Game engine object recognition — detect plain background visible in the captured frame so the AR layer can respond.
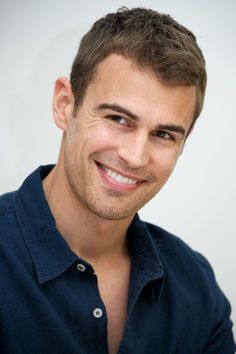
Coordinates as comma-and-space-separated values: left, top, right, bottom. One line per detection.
1, 0, 235, 339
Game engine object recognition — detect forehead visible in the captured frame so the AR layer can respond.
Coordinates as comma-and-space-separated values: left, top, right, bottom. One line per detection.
84, 54, 197, 130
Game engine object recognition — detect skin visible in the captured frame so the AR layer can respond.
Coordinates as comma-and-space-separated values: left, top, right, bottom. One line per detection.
43, 52, 197, 260
42, 53, 197, 354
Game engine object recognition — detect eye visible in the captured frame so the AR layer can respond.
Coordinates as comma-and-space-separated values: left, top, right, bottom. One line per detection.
153, 130, 174, 140
108, 115, 128, 126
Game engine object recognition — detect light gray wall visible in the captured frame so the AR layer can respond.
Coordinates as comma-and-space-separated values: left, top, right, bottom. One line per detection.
1, 0, 235, 337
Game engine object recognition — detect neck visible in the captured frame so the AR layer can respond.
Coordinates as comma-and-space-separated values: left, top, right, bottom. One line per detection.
42, 164, 133, 265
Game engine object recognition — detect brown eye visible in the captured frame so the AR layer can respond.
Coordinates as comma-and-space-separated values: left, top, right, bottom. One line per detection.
154, 130, 173, 140
108, 115, 128, 125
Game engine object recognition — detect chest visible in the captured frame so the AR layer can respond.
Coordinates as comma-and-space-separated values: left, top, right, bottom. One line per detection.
95, 260, 131, 354
1, 249, 213, 354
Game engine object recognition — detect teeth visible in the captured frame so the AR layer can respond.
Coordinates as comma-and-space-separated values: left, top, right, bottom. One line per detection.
107, 169, 112, 177
101, 165, 137, 185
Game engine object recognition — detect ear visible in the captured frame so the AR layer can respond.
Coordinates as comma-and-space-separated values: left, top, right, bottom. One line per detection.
52, 77, 74, 131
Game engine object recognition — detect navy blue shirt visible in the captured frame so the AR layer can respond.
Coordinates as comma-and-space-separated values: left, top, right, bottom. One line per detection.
0, 165, 235, 353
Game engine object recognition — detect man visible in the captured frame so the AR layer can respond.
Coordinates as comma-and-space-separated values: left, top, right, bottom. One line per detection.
0, 7, 235, 354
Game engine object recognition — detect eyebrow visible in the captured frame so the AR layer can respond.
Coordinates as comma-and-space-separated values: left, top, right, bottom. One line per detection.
158, 124, 186, 136
97, 102, 186, 136
97, 103, 139, 120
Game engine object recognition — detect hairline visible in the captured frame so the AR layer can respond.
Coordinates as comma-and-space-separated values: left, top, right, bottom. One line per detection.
72, 52, 199, 133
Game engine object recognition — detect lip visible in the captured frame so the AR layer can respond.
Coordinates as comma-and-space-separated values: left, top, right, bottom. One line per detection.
96, 161, 144, 192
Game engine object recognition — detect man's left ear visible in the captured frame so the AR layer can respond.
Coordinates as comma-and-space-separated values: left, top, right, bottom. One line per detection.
52, 77, 74, 132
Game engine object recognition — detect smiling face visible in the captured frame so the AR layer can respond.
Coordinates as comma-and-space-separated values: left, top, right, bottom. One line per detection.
55, 54, 196, 220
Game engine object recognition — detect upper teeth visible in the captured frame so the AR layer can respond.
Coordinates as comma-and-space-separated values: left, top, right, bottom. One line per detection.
101, 165, 137, 185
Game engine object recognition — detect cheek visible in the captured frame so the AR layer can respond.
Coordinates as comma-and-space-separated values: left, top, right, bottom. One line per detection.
83, 126, 119, 152
151, 149, 179, 180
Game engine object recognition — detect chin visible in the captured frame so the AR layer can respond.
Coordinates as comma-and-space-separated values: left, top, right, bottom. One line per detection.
86, 203, 136, 221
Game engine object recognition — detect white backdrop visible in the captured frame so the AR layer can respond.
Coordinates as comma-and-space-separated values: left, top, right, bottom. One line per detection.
1, 0, 235, 338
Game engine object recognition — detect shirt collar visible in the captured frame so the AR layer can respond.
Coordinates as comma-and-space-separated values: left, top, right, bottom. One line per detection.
14, 165, 165, 302
127, 214, 165, 304
14, 165, 77, 284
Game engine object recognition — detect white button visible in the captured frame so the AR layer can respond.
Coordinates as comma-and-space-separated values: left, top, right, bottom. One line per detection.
77, 263, 86, 272
93, 308, 103, 318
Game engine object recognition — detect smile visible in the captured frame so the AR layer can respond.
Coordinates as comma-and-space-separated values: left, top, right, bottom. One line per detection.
98, 163, 138, 185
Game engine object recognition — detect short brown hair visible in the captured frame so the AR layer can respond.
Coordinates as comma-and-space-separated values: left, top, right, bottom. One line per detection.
70, 7, 207, 129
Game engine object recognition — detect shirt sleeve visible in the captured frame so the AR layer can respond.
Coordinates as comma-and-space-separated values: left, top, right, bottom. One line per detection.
195, 252, 236, 354
203, 289, 235, 353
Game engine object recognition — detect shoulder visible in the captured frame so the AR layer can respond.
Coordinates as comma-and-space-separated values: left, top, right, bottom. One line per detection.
145, 221, 211, 263
144, 221, 218, 292
143, 221, 235, 351
0, 191, 15, 216
145, 221, 233, 313
0, 191, 21, 246
144, 221, 233, 316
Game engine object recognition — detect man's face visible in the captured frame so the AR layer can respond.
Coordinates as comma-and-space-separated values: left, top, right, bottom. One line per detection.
61, 54, 196, 220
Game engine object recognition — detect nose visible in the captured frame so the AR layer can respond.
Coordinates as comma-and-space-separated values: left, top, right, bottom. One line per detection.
117, 131, 150, 168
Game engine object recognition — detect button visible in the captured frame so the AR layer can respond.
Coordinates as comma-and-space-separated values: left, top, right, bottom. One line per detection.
77, 263, 86, 272
93, 308, 103, 318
